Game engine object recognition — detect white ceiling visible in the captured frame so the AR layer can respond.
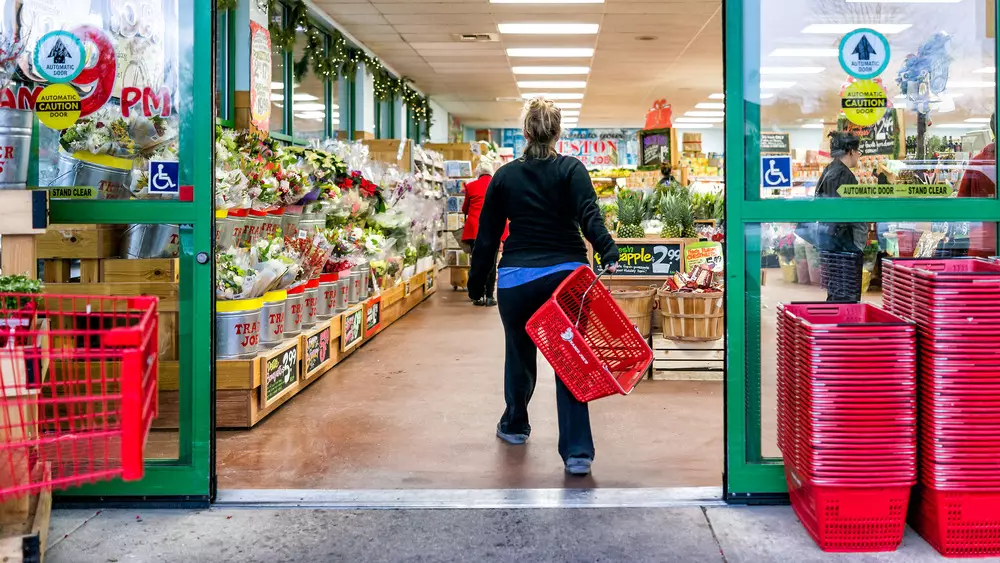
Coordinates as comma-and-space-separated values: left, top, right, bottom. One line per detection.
313, 0, 724, 128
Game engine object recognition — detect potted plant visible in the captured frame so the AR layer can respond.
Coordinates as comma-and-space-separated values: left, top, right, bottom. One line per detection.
775, 234, 797, 283
0, 274, 43, 388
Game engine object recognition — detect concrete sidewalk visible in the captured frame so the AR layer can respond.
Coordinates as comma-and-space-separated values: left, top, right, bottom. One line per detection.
45, 505, 992, 562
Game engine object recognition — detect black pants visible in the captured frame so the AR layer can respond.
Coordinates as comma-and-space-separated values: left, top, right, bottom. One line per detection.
463, 240, 497, 299
497, 271, 594, 462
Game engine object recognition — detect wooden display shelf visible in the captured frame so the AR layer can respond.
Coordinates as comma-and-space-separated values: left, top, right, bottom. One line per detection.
215, 268, 438, 429
0, 463, 51, 563
650, 336, 724, 381
361, 139, 411, 172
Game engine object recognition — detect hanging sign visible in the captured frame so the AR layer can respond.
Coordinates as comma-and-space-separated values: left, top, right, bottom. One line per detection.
842, 80, 887, 127
836, 184, 953, 198
638, 128, 672, 167
843, 108, 901, 157
34, 83, 81, 130
364, 296, 382, 338
595, 242, 683, 276
839, 29, 891, 80
261, 344, 298, 409
341, 305, 364, 352
556, 138, 620, 167
249, 21, 272, 133
33, 30, 85, 84
760, 132, 791, 154
684, 241, 724, 272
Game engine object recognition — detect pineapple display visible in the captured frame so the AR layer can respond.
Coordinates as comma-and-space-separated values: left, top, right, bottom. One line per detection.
615, 190, 646, 239
658, 192, 694, 239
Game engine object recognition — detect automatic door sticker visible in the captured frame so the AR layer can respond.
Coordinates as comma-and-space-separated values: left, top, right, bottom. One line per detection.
842, 80, 887, 127
34, 84, 81, 130
33, 30, 85, 84
839, 29, 891, 80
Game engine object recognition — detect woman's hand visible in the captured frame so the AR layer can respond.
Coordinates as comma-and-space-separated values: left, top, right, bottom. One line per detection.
606, 263, 618, 274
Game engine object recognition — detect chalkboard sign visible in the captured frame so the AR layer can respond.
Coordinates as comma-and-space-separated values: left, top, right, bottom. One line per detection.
262, 344, 298, 408
761, 132, 790, 154
425, 271, 435, 292
304, 325, 331, 377
842, 109, 900, 156
341, 305, 364, 352
364, 296, 382, 338
595, 241, 683, 276
638, 128, 671, 167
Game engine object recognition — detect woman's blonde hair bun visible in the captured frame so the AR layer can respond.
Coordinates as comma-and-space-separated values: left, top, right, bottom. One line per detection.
521, 97, 562, 159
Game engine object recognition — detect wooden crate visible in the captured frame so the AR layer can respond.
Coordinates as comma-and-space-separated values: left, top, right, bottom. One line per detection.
101, 258, 179, 283
34, 224, 122, 260
0, 463, 51, 563
361, 139, 411, 172
651, 336, 724, 381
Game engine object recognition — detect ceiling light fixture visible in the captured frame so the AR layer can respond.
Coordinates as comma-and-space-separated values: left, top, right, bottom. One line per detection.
673, 123, 714, 129
934, 123, 983, 128
561, 110, 580, 116
948, 80, 997, 88
685, 111, 725, 117
974, 67, 996, 74
769, 48, 839, 57
271, 81, 284, 90
696, 102, 726, 110
675, 117, 724, 123
506, 48, 595, 58
292, 93, 319, 102
801, 24, 912, 34
492, 0, 604, 3
965, 117, 992, 123
295, 111, 327, 120
846, 0, 960, 3
517, 80, 587, 89
555, 102, 582, 109
760, 93, 775, 99
801, 123, 825, 129
498, 23, 599, 35
760, 81, 797, 89
709, 93, 725, 99
522, 92, 584, 100
760, 66, 825, 75
294, 102, 325, 111
512, 66, 590, 75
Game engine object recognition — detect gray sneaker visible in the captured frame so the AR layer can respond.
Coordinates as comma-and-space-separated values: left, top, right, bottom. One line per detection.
565, 458, 593, 476
496, 424, 529, 445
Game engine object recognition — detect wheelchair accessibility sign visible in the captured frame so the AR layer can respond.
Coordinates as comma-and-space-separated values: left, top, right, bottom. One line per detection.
761, 155, 792, 189
148, 160, 179, 194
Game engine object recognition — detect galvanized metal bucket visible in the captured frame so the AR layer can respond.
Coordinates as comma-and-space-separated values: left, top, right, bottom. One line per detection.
262, 208, 284, 239
259, 290, 287, 347
216, 298, 263, 359
281, 206, 302, 238
335, 278, 350, 313
121, 224, 180, 259
348, 271, 362, 304
224, 209, 248, 248
283, 286, 306, 337
242, 210, 267, 246
356, 262, 370, 300
318, 274, 338, 318
0, 108, 33, 190
302, 278, 320, 328
297, 216, 325, 238
52, 151, 133, 199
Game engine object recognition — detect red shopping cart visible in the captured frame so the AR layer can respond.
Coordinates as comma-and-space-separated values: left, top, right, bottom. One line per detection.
0, 293, 159, 500
526, 266, 653, 402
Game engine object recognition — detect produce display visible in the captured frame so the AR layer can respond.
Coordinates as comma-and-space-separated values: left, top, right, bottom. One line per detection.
608, 183, 724, 241
614, 190, 646, 238
661, 264, 724, 294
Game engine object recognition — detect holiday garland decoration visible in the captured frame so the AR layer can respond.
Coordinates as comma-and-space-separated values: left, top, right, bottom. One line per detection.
268, 0, 433, 131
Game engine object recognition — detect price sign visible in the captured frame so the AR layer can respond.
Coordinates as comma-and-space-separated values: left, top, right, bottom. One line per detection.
341, 305, 364, 352
638, 128, 672, 168
685, 241, 724, 271
595, 242, 683, 276
304, 325, 331, 377
364, 296, 382, 338
760, 132, 790, 154
262, 345, 298, 409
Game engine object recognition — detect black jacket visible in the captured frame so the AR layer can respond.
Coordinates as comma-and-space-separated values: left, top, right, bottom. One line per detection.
815, 159, 857, 198
806, 159, 867, 252
468, 155, 619, 300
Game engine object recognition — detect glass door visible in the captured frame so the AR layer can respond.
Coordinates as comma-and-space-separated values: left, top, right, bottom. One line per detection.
7, 0, 215, 499
725, 0, 1000, 500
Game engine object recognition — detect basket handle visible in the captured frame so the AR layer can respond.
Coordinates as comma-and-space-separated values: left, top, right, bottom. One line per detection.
575, 264, 613, 329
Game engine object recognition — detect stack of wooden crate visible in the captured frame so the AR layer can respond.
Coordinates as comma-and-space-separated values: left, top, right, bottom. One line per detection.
651, 336, 724, 381
34, 224, 181, 429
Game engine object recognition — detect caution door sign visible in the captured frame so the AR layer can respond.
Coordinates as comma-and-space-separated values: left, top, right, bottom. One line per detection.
842, 80, 887, 127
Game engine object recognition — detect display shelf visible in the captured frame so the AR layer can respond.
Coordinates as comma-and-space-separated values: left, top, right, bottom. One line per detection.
215, 268, 438, 429
650, 336, 724, 381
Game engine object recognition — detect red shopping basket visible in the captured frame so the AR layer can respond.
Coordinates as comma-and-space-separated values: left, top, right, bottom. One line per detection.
0, 293, 158, 500
526, 266, 653, 402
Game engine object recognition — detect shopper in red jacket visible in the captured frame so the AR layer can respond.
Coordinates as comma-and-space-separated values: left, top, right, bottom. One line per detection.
958, 113, 997, 258
461, 162, 508, 306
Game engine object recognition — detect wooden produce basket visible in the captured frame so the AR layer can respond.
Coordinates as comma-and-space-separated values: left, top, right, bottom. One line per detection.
610, 286, 656, 338
656, 289, 724, 342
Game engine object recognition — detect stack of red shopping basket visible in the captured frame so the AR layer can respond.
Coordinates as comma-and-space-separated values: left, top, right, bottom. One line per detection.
884, 258, 1000, 557
777, 303, 917, 552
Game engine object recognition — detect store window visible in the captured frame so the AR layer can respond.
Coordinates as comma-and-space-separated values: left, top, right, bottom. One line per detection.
216, 9, 232, 124
270, 8, 286, 135
291, 32, 326, 140
749, 0, 997, 201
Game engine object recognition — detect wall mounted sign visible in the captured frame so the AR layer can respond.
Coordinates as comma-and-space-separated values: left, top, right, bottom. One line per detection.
33, 30, 85, 84
638, 128, 672, 168
839, 28, 891, 80
842, 80, 887, 127
249, 21, 272, 133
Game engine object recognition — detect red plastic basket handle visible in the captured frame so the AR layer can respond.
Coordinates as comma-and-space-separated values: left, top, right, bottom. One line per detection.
575, 265, 613, 329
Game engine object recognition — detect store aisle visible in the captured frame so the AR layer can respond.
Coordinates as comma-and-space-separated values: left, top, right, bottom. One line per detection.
217, 289, 723, 490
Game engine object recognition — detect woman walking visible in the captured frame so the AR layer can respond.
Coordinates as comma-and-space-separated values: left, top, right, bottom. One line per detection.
461, 161, 507, 306
468, 98, 619, 476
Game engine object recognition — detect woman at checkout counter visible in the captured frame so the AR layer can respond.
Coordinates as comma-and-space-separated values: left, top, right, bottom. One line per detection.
957, 113, 996, 258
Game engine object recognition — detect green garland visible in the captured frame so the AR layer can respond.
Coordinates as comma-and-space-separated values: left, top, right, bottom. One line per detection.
216, 0, 238, 11
269, 0, 433, 131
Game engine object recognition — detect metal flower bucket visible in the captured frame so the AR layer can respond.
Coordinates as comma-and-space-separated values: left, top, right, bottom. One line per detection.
51, 151, 133, 200
0, 108, 33, 190
259, 290, 287, 348
121, 224, 180, 259
216, 298, 263, 359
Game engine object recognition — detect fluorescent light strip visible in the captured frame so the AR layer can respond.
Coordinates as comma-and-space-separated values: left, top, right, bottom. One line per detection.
492, 0, 604, 3
522, 92, 584, 100
934, 123, 983, 128
801, 24, 912, 34
512, 66, 590, 75
801, 123, 825, 129
555, 102, 582, 109
769, 48, 839, 57
948, 80, 996, 88
294, 103, 326, 111
498, 23, 599, 35
675, 117, 724, 123
561, 110, 580, 116
507, 48, 594, 58
761, 81, 796, 89
674, 123, 714, 129
760, 66, 825, 75
292, 93, 319, 102
696, 102, 725, 110
847, 0, 960, 3
966, 118, 992, 123
760, 93, 775, 99
975, 67, 996, 74
709, 93, 725, 99
517, 80, 587, 89
685, 111, 724, 117
271, 81, 284, 90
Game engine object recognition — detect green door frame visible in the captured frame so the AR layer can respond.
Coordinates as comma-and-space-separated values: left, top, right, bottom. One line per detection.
724, 0, 1000, 502
49, 0, 215, 502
